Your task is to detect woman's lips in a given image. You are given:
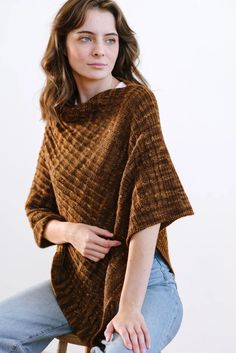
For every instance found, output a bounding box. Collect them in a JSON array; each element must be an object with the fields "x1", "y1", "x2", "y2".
[{"x1": 88, "y1": 63, "x2": 107, "y2": 68}]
